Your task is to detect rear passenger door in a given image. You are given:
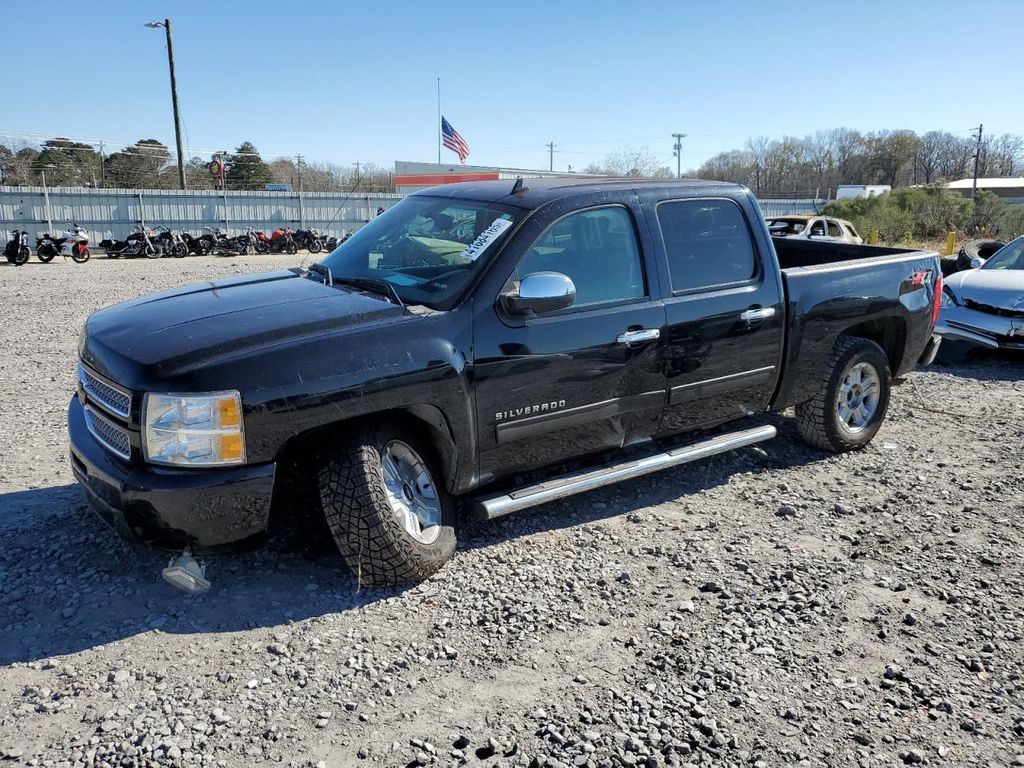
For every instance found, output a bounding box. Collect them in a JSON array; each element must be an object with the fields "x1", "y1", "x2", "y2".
[{"x1": 643, "y1": 195, "x2": 784, "y2": 433}]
